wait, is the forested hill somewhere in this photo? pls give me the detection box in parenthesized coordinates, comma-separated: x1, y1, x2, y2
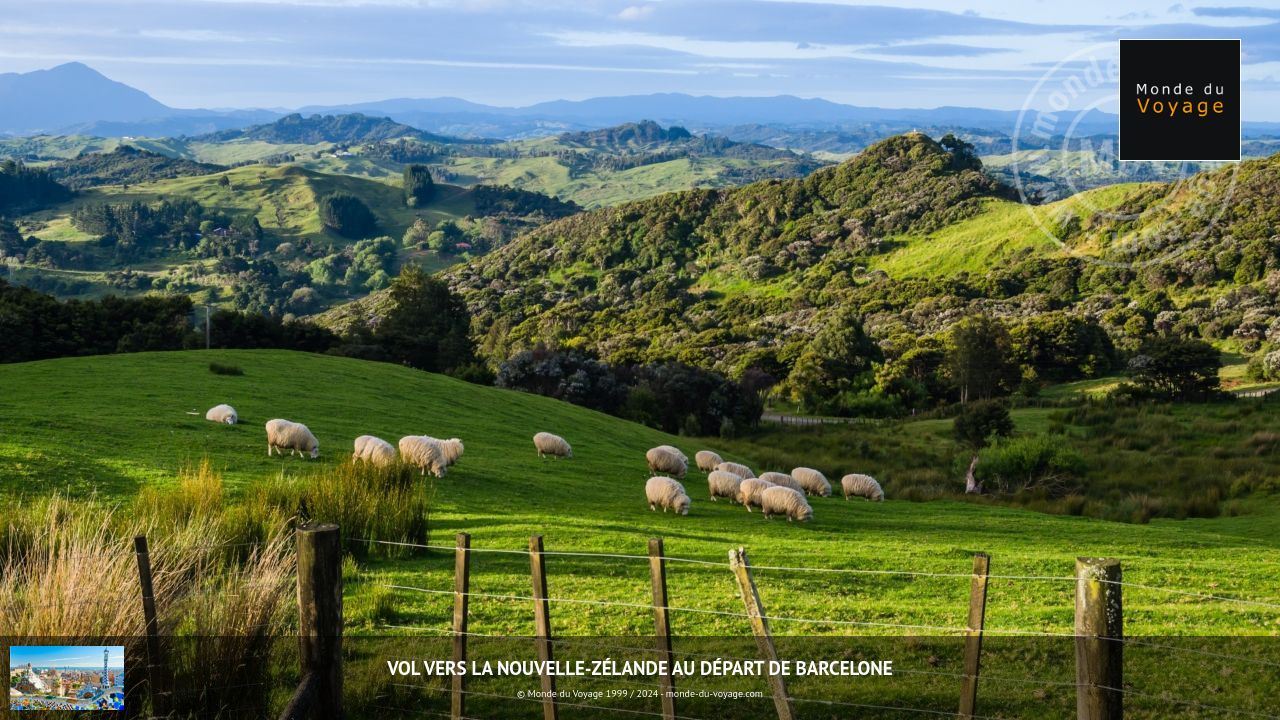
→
(196, 113, 475, 145)
(447, 132, 1280, 415)
(49, 146, 225, 189)
(559, 119, 815, 162)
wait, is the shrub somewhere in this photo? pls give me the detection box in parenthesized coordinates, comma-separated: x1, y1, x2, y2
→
(971, 435, 1087, 496)
(209, 361, 244, 376)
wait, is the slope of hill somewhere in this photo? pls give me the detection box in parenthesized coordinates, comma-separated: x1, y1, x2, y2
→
(48, 146, 226, 189)
(1, 348, 1276, 645)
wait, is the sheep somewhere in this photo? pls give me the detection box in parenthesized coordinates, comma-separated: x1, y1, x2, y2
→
(760, 486, 813, 522)
(791, 467, 832, 497)
(533, 432, 573, 459)
(265, 419, 319, 459)
(353, 435, 396, 467)
(399, 435, 449, 477)
(439, 438, 465, 466)
(645, 476, 691, 515)
(716, 461, 756, 479)
(759, 471, 804, 493)
(841, 473, 884, 502)
(695, 450, 723, 473)
(737, 477, 776, 512)
(707, 470, 743, 503)
(646, 446, 688, 478)
(205, 404, 238, 425)
(656, 445, 689, 463)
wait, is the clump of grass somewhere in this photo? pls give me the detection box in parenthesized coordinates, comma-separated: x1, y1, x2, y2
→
(209, 362, 244, 376)
(135, 458, 225, 526)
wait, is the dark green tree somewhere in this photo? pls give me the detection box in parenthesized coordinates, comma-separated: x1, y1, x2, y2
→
(403, 164, 435, 207)
(787, 307, 882, 412)
(373, 265, 476, 372)
(318, 192, 377, 239)
(1127, 336, 1221, 401)
(953, 399, 1014, 493)
(944, 314, 1020, 403)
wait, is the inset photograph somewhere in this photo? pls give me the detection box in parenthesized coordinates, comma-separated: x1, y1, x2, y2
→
(8, 646, 124, 711)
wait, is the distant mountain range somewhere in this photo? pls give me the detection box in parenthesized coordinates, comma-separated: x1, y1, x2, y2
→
(4, 62, 1280, 144)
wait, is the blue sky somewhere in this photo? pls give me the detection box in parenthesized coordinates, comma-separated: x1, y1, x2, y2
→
(9, 646, 124, 669)
(1, 0, 1278, 117)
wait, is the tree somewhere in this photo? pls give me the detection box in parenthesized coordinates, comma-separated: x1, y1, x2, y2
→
(373, 265, 476, 372)
(403, 164, 434, 207)
(953, 399, 1014, 493)
(787, 307, 881, 412)
(1127, 336, 1221, 401)
(318, 192, 377, 239)
(944, 314, 1020, 403)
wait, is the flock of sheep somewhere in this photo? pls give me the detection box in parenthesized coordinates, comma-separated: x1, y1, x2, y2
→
(641, 446, 883, 523)
(203, 407, 881, 524)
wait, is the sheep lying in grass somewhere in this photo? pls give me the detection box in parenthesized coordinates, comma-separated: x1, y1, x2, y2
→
(399, 435, 449, 477)
(206, 404, 238, 425)
(645, 476, 691, 515)
(759, 471, 804, 493)
(439, 438, 465, 466)
(760, 486, 813, 522)
(533, 432, 573, 459)
(647, 446, 688, 478)
(716, 461, 755, 479)
(791, 467, 832, 497)
(695, 450, 723, 473)
(265, 419, 318, 459)
(737, 477, 775, 512)
(353, 435, 396, 467)
(707, 470, 743, 503)
(841, 473, 884, 502)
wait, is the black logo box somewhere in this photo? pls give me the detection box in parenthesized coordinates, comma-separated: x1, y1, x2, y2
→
(1119, 39, 1241, 162)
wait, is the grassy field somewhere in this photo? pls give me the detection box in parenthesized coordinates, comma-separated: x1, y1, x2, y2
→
(1, 349, 1277, 643)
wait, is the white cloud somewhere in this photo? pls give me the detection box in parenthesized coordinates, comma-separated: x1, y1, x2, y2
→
(618, 5, 653, 21)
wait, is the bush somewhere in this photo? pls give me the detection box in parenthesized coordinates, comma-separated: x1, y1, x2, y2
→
(209, 362, 244, 376)
(971, 435, 1087, 496)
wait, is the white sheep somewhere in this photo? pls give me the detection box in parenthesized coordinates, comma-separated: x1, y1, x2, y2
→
(759, 471, 803, 493)
(439, 438, 465, 466)
(707, 470, 743, 503)
(533, 432, 573, 459)
(265, 419, 319, 459)
(737, 477, 776, 512)
(760, 486, 813, 522)
(205, 404, 238, 425)
(399, 435, 449, 477)
(656, 445, 689, 463)
(791, 467, 832, 497)
(716, 461, 756, 479)
(353, 435, 396, 467)
(645, 476, 691, 515)
(695, 450, 723, 473)
(841, 473, 884, 502)
(647, 446, 688, 478)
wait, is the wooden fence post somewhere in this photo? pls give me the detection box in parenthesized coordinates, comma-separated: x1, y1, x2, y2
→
(452, 533, 471, 720)
(729, 547, 795, 720)
(958, 552, 990, 719)
(295, 523, 343, 720)
(1075, 558, 1122, 720)
(648, 538, 677, 720)
(529, 535, 558, 720)
(133, 535, 169, 718)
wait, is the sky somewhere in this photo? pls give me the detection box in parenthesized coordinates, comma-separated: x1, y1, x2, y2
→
(1, 0, 1279, 117)
(10, 646, 125, 669)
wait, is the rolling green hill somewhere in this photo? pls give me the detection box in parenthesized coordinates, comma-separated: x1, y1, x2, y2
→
(1, 348, 1278, 645)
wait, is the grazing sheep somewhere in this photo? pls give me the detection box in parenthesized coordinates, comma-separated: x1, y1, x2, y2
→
(760, 486, 813, 522)
(656, 445, 689, 463)
(399, 435, 449, 477)
(695, 450, 724, 473)
(707, 470, 743, 503)
(265, 419, 319, 459)
(533, 432, 573, 459)
(645, 476, 691, 515)
(205, 404, 238, 425)
(716, 461, 756, 479)
(841, 474, 884, 502)
(759, 471, 804, 493)
(646, 446, 688, 478)
(439, 438, 465, 466)
(737, 477, 776, 512)
(791, 467, 832, 497)
(353, 435, 396, 467)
